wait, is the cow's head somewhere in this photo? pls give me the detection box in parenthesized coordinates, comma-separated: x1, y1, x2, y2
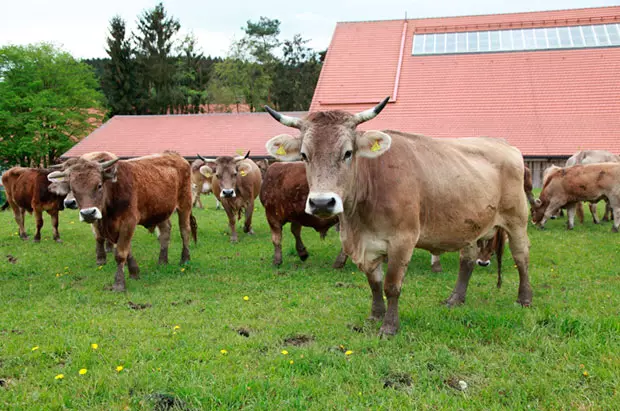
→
(264, 97, 391, 218)
(197, 152, 250, 199)
(48, 158, 119, 223)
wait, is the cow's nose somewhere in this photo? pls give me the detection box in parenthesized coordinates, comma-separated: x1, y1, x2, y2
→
(476, 259, 491, 267)
(308, 196, 336, 215)
(64, 198, 77, 209)
(221, 189, 235, 198)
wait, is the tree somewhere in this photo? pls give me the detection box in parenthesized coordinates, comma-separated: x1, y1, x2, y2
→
(134, 2, 180, 114)
(0, 44, 103, 167)
(102, 16, 139, 116)
(174, 34, 209, 114)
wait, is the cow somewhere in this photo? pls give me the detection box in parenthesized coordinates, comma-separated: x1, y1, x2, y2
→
(255, 159, 271, 178)
(1, 167, 66, 242)
(47, 152, 197, 291)
(260, 161, 348, 268)
(190, 158, 221, 210)
(565, 150, 619, 223)
(264, 98, 532, 336)
(532, 163, 620, 232)
(48, 151, 118, 265)
(196, 152, 262, 243)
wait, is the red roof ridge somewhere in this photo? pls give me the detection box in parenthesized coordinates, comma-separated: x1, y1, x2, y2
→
(112, 111, 307, 119)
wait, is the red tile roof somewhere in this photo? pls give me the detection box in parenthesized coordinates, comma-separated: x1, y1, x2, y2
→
(62, 112, 306, 158)
(310, 6, 620, 157)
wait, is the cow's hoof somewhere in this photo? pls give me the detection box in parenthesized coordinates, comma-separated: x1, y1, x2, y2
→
(230, 239, 238, 244)
(33, 237, 41, 243)
(273, 260, 282, 267)
(111, 284, 126, 292)
(431, 262, 443, 273)
(20, 235, 29, 240)
(299, 251, 309, 261)
(158, 258, 169, 265)
(444, 294, 465, 307)
(612, 226, 619, 233)
(54, 238, 63, 243)
(332, 261, 345, 269)
(378, 324, 398, 337)
(96, 259, 107, 266)
(567, 226, 574, 230)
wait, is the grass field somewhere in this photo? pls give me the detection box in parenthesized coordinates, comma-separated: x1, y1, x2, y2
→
(0, 197, 618, 410)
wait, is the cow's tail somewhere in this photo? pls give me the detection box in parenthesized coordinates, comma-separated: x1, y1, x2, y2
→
(496, 229, 506, 289)
(1, 201, 9, 212)
(190, 213, 198, 244)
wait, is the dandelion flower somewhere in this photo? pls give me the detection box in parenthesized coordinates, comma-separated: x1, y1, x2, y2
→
(180, 267, 185, 272)
(116, 365, 124, 372)
(243, 296, 249, 301)
(54, 374, 64, 380)
(79, 368, 88, 375)
(289, 360, 294, 365)
(583, 371, 589, 377)
(31, 346, 39, 351)
(345, 350, 354, 356)
(173, 325, 180, 330)
(98, 266, 103, 270)
(91, 343, 98, 350)
(281, 350, 289, 355)
(64, 266, 69, 270)
(56, 273, 61, 277)
(220, 349, 228, 355)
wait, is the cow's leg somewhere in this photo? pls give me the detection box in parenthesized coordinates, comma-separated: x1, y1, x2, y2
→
(215, 199, 221, 210)
(290, 221, 309, 261)
(590, 202, 600, 224)
(12, 206, 28, 240)
(332, 248, 348, 269)
(49, 209, 61, 242)
(430, 254, 443, 273)
(33, 209, 44, 242)
(225, 207, 238, 243)
(566, 203, 577, 230)
(576, 202, 585, 224)
(509, 233, 533, 306)
(176, 209, 191, 264)
(380, 242, 415, 336)
(157, 219, 171, 265)
(196, 194, 203, 209)
(95, 233, 107, 266)
(127, 247, 140, 279)
(363, 264, 386, 322)
(112, 226, 135, 292)
(445, 244, 477, 307)
(609, 200, 620, 232)
(270, 222, 283, 266)
(602, 201, 612, 222)
(243, 199, 255, 235)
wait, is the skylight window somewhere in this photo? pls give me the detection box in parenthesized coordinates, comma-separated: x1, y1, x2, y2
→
(412, 23, 620, 55)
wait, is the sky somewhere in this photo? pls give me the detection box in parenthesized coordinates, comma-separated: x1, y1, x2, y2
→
(1, 0, 618, 59)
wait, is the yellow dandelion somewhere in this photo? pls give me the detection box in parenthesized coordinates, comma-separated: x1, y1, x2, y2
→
(54, 374, 64, 380)
(116, 365, 124, 372)
(220, 349, 228, 355)
(180, 267, 185, 272)
(70, 221, 75, 224)
(243, 296, 249, 301)
(173, 332, 177, 335)
(91, 343, 98, 350)
(56, 273, 60, 277)
(64, 266, 69, 270)
(31, 346, 39, 351)
(173, 325, 180, 330)
(345, 350, 354, 356)
(339, 344, 345, 350)
(98, 266, 103, 270)
(289, 360, 294, 365)
(583, 371, 589, 377)
(281, 350, 289, 355)
(79, 368, 88, 375)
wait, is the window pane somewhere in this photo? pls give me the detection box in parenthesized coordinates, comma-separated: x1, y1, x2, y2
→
(608, 24, 620, 45)
(479, 31, 490, 51)
(558, 27, 571, 47)
(457, 32, 467, 52)
(490, 31, 501, 50)
(512, 29, 525, 49)
(534, 28, 547, 48)
(583, 26, 596, 46)
(501, 30, 512, 50)
(445, 33, 457, 53)
(413, 35, 425, 54)
(594, 25, 610, 45)
(524, 29, 536, 49)
(547, 28, 560, 48)
(467, 32, 478, 52)
(435, 34, 446, 53)
(424, 34, 435, 53)
(570, 26, 584, 47)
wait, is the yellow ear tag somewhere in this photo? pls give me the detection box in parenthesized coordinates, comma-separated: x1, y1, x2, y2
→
(276, 145, 287, 156)
(240, 170, 247, 177)
(371, 140, 381, 152)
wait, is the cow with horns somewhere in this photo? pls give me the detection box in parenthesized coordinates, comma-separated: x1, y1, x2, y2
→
(196, 152, 262, 243)
(264, 98, 532, 336)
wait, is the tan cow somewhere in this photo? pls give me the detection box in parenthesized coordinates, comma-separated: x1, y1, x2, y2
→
(190, 158, 221, 210)
(532, 163, 620, 232)
(264, 98, 532, 336)
(197, 152, 262, 243)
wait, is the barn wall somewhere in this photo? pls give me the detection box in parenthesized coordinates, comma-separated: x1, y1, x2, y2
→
(525, 157, 568, 188)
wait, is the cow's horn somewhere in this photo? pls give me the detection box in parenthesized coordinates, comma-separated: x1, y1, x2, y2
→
(99, 158, 119, 169)
(48, 170, 67, 179)
(197, 154, 216, 163)
(352, 96, 390, 125)
(264, 105, 303, 129)
(234, 150, 250, 162)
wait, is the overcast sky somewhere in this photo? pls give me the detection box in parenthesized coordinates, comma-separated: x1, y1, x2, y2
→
(1, 0, 618, 59)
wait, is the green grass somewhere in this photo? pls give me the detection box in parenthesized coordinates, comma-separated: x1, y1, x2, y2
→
(0, 198, 618, 410)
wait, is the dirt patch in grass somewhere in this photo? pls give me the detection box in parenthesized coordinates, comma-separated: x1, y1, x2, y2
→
(335, 282, 363, 289)
(147, 392, 187, 410)
(171, 299, 193, 306)
(128, 301, 152, 310)
(444, 376, 467, 391)
(6, 255, 17, 264)
(284, 334, 314, 346)
(236, 327, 250, 337)
(383, 372, 413, 390)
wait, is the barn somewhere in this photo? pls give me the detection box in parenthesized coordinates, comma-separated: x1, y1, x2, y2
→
(64, 5, 620, 187)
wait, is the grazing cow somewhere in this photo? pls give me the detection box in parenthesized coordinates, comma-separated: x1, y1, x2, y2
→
(1, 167, 65, 242)
(264, 98, 532, 336)
(48, 152, 196, 291)
(566, 150, 619, 223)
(197, 152, 262, 243)
(49, 152, 118, 264)
(532, 163, 620, 232)
(260, 161, 348, 268)
(190, 158, 221, 210)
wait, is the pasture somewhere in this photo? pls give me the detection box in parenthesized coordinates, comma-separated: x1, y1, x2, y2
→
(0, 199, 618, 410)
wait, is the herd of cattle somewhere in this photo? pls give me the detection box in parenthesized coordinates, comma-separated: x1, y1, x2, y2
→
(2, 99, 618, 335)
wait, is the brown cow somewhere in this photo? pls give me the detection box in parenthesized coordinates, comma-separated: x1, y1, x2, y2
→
(48, 152, 196, 291)
(265, 98, 532, 336)
(255, 159, 271, 178)
(532, 163, 620, 232)
(197, 152, 262, 243)
(190, 159, 221, 210)
(260, 161, 348, 268)
(1, 167, 65, 242)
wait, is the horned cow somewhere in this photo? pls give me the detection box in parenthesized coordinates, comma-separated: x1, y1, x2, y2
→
(190, 158, 221, 210)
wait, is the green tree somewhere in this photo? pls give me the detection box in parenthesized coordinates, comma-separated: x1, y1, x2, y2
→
(0, 44, 103, 167)
(174, 34, 209, 114)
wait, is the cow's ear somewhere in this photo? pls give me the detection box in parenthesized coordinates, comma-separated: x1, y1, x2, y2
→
(356, 130, 391, 158)
(49, 182, 70, 196)
(103, 165, 117, 182)
(237, 163, 251, 177)
(48, 171, 67, 183)
(266, 134, 301, 161)
(199, 165, 213, 178)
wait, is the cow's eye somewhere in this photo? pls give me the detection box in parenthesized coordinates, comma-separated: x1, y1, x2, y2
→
(97, 183, 103, 190)
(343, 150, 353, 161)
(300, 152, 308, 162)
(233, 172, 238, 177)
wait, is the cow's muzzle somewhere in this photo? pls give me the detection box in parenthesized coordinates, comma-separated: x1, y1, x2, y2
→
(79, 207, 102, 223)
(221, 189, 236, 198)
(476, 259, 491, 267)
(64, 197, 78, 210)
(306, 192, 344, 217)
